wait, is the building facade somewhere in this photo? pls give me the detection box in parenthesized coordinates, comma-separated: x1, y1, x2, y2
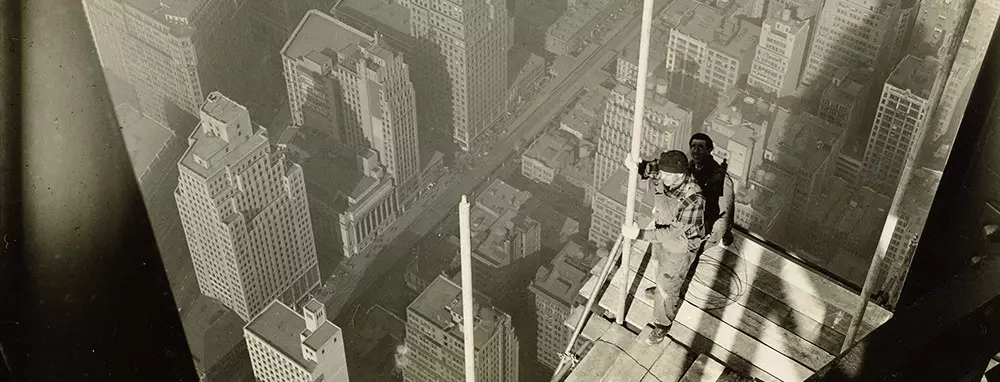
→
(862, 55, 941, 195)
(592, 84, 692, 208)
(283, 11, 422, 204)
(747, 9, 810, 97)
(245, 299, 350, 382)
(403, 276, 519, 382)
(338, 149, 401, 258)
(83, 0, 262, 127)
(403, 0, 512, 152)
(175, 92, 320, 322)
(529, 241, 605, 370)
(798, 0, 916, 94)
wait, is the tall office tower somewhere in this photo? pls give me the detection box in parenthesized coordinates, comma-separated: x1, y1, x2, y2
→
(798, 0, 917, 96)
(82, 0, 259, 127)
(910, 0, 973, 58)
(175, 92, 320, 322)
(964, 0, 1000, 54)
(862, 55, 942, 196)
(245, 299, 350, 382)
(283, 11, 422, 204)
(820, 68, 873, 185)
(403, 0, 512, 152)
(529, 241, 604, 371)
(747, 9, 810, 97)
(82, 0, 130, 78)
(403, 276, 519, 382)
(765, 111, 845, 215)
(592, 84, 692, 208)
(664, 1, 761, 124)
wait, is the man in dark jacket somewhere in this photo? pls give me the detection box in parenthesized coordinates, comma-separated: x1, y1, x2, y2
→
(623, 150, 706, 344)
(689, 133, 735, 248)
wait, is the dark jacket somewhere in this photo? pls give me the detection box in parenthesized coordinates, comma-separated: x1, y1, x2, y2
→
(690, 158, 734, 244)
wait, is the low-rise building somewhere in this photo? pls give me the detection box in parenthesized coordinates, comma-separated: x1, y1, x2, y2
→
(244, 299, 350, 382)
(529, 241, 606, 370)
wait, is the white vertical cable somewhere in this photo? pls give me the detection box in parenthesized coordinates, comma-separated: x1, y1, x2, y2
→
(459, 195, 476, 382)
(617, 0, 657, 325)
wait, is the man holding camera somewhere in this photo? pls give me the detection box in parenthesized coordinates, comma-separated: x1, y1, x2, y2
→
(622, 150, 706, 344)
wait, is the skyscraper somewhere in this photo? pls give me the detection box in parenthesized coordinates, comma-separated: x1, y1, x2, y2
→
(82, 0, 257, 127)
(403, 0, 512, 152)
(592, 84, 692, 208)
(175, 92, 320, 322)
(862, 55, 942, 195)
(747, 9, 810, 97)
(81, 0, 130, 79)
(283, 11, 422, 204)
(798, 0, 916, 95)
(245, 299, 350, 382)
(403, 276, 519, 382)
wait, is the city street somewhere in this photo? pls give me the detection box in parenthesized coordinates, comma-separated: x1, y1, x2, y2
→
(315, 0, 663, 334)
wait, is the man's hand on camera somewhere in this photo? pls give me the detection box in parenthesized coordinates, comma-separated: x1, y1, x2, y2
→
(622, 222, 640, 240)
(623, 154, 640, 172)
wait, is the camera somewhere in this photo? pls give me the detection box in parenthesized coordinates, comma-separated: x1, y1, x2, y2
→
(638, 159, 659, 180)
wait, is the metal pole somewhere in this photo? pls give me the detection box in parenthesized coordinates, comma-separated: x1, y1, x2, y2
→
(551, 236, 625, 382)
(841, 162, 916, 353)
(617, 0, 656, 325)
(459, 195, 476, 382)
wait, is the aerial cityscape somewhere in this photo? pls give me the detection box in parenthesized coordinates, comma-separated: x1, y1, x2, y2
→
(85, 0, 999, 380)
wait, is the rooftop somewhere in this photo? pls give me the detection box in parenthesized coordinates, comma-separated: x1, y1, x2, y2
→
(289, 131, 385, 210)
(125, 0, 198, 36)
(408, 276, 509, 350)
(117, 103, 172, 178)
(887, 55, 942, 100)
(202, 92, 245, 123)
(676, 4, 761, 60)
(179, 107, 267, 179)
(469, 180, 537, 267)
(769, 110, 844, 175)
(727, 89, 776, 126)
(763, 9, 809, 33)
(822, 68, 872, 107)
(245, 300, 343, 372)
(547, 0, 615, 40)
(610, 85, 693, 134)
(524, 130, 590, 172)
(337, 0, 411, 38)
(656, 0, 700, 30)
(739, 162, 795, 225)
(283, 10, 374, 61)
(530, 241, 607, 306)
(620, 25, 670, 68)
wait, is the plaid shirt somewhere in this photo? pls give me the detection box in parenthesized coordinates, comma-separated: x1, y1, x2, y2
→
(640, 176, 706, 254)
